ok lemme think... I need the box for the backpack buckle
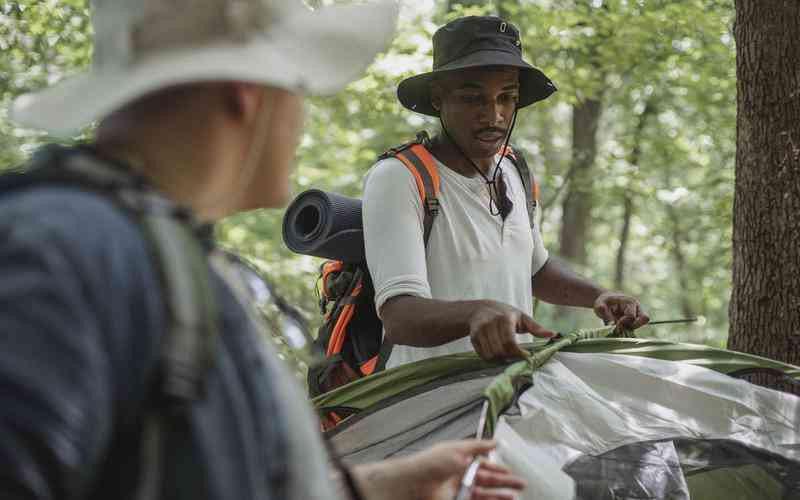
[425,197,440,216]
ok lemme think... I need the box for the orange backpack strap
[392,140,441,246]
[500,145,538,230]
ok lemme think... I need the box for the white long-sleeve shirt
[363,153,549,369]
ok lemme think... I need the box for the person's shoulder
[2,183,138,229]
[0,184,149,264]
[364,155,416,189]
[500,154,530,184]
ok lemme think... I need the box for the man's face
[261,88,305,207]
[433,67,520,159]
[245,87,305,210]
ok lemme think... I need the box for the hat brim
[11,2,398,136]
[397,49,556,117]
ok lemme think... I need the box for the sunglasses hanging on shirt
[489,170,514,219]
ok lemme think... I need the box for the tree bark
[728,0,800,393]
[559,98,602,267]
[614,195,633,291]
[665,204,695,319]
[614,101,654,290]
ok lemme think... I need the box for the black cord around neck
[438,109,519,185]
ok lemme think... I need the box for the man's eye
[459,95,481,103]
[500,94,520,104]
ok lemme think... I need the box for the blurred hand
[593,291,650,330]
[469,300,555,361]
[354,440,526,500]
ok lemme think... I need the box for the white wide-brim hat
[11,0,399,137]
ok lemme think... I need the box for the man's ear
[224,82,264,125]
[430,81,443,111]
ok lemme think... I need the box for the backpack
[308,132,540,418]
[0,145,218,500]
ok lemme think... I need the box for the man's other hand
[593,291,650,330]
[468,300,555,361]
[354,440,526,500]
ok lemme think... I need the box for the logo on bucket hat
[397,16,556,117]
[12,0,398,136]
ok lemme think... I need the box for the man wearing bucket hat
[364,16,649,368]
[0,2,525,499]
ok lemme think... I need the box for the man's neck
[428,134,494,178]
[95,123,236,222]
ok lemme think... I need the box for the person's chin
[471,145,500,160]
[239,184,291,211]
[263,189,292,210]
[473,137,503,156]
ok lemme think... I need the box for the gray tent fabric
[330,374,494,464]
[326,349,800,500]
[492,352,800,500]
[563,438,800,499]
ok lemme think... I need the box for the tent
[315,332,800,499]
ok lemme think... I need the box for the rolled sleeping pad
[282,189,365,263]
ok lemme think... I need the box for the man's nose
[480,99,504,126]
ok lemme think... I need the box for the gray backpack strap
[48,150,217,500]
[61,151,219,404]
[135,214,217,500]
[503,146,537,229]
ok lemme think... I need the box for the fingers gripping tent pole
[478,325,618,438]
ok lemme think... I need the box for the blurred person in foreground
[0,1,524,499]
[364,16,649,368]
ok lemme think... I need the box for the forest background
[1,0,739,375]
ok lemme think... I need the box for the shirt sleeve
[531,216,550,276]
[362,158,432,317]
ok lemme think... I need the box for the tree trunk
[614,195,633,291]
[559,98,602,267]
[614,101,654,290]
[728,0,800,393]
[665,204,695,319]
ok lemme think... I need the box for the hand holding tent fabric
[353,440,525,500]
[593,290,649,329]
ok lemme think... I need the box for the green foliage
[1,0,739,371]
[496,0,736,343]
[0,0,92,168]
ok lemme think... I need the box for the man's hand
[354,440,526,500]
[593,291,650,330]
[468,300,555,361]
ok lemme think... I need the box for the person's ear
[430,82,443,112]
[224,82,265,125]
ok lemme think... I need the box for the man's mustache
[475,127,507,136]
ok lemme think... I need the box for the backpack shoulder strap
[28,147,220,404]
[1,146,218,500]
[501,145,538,229]
[381,132,441,246]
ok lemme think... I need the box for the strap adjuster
[425,197,440,215]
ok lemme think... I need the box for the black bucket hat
[398,16,556,117]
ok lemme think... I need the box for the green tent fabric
[315,336,800,419]
[315,334,800,500]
